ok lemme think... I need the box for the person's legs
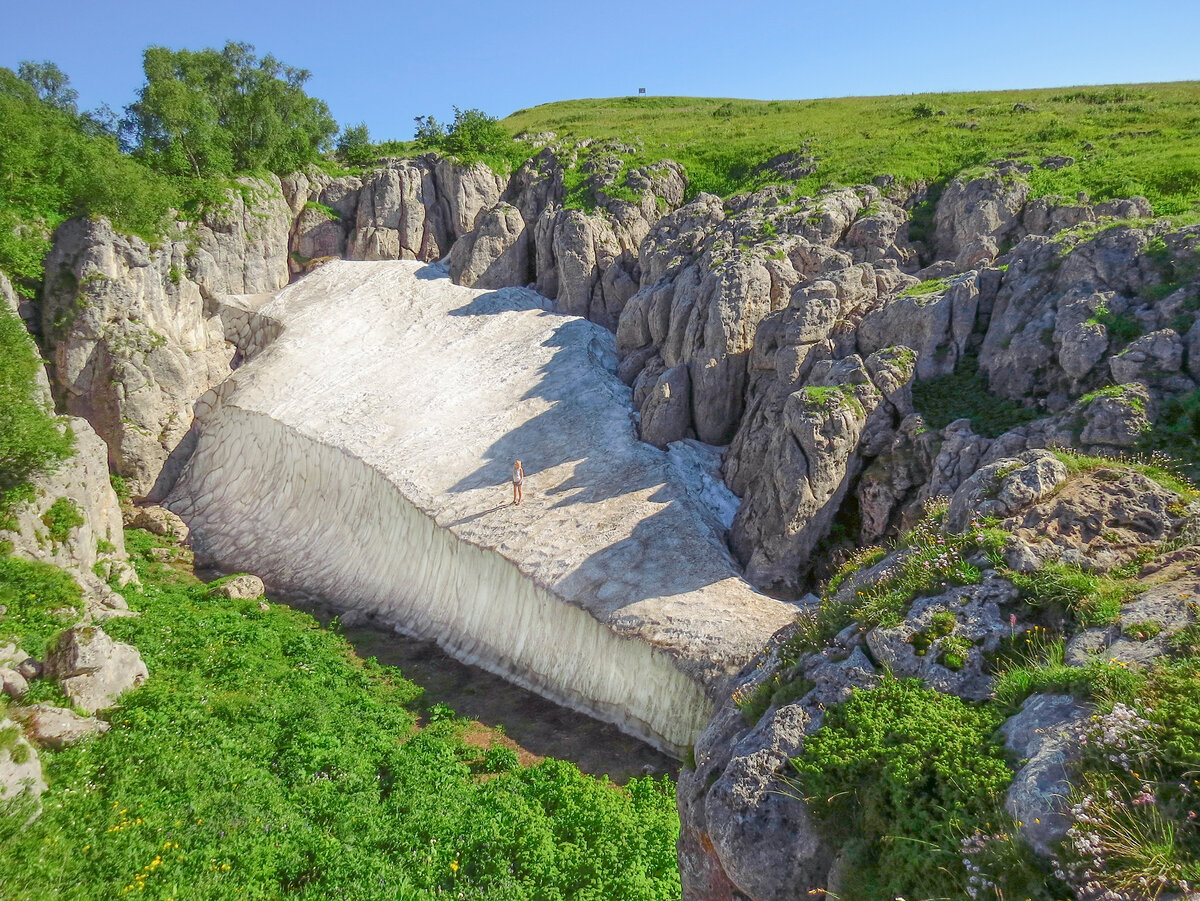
[513,482,519,505]
[516,482,522,505]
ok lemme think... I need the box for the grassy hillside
[503,83,1200,212]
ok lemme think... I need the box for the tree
[336,122,373,166]
[16,60,77,112]
[126,42,337,178]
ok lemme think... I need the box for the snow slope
[167,261,797,754]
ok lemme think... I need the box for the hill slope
[503,83,1200,212]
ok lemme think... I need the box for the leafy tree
[336,121,374,166]
[413,114,445,148]
[126,42,337,177]
[0,68,177,292]
[443,106,512,158]
[16,60,77,112]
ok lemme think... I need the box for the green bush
[790,677,1012,901]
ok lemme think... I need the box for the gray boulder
[449,202,530,288]
[44,625,148,713]
[0,718,45,811]
[934,174,1030,261]
[210,573,266,600]
[1000,694,1090,856]
[14,703,110,750]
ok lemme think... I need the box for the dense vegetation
[503,84,1200,211]
[0,303,72,512]
[0,531,681,900]
[0,43,336,295]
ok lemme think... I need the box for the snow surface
[168,261,797,754]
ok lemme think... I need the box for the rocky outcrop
[729,348,916,594]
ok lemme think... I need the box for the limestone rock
[210,574,266,600]
[14,703,110,750]
[0,667,29,699]
[44,624,148,713]
[1109,329,1184,384]
[41,218,235,495]
[999,468,1187,573]
[639,364,692,448]
[125,505,189,541]
[934,174,1030,261]
[448,202,530,288]
[858,271,979,378]
[0,718,45,809]
[1000,694,1090,856]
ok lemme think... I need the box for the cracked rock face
[166,260,797,755]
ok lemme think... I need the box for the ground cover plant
[0,533,681,901]
[503,84,1200,213]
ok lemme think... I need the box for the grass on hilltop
[502,83,1200,212]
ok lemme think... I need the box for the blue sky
[3,0,1197,141]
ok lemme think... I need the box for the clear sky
[2,0,1197,141]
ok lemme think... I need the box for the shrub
[41,496,83,542]
[790,677,1012,901]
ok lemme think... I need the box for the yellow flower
[450,860,459,874]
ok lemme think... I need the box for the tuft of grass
[898,276,952,297]
[41,496,83,543]
[1009,560,1135,626]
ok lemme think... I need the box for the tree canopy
[126,42,337,177]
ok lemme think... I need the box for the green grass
[503,83,1200,212]
[911,354,1040,438]
[0,549,83,653]
[0,532,681,901]
[898,276,952,298]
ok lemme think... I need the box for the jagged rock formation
[165,261,797,755]
[678,459,1200,900]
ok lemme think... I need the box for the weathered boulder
[0,718,45,810]
[998,468,1187,573]
[946,450,1069,532]
[209,573,266,600]
[125,504,190,542]
[857,271,980,378]
[1109,328,1185,384]
[1000,694,1090,856]
[865,575,1019,701]
[934,173,1030,261]
[14,703,110,750]
[44,624,148,713]
[449,202,531,288]
[639,364,693,448]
